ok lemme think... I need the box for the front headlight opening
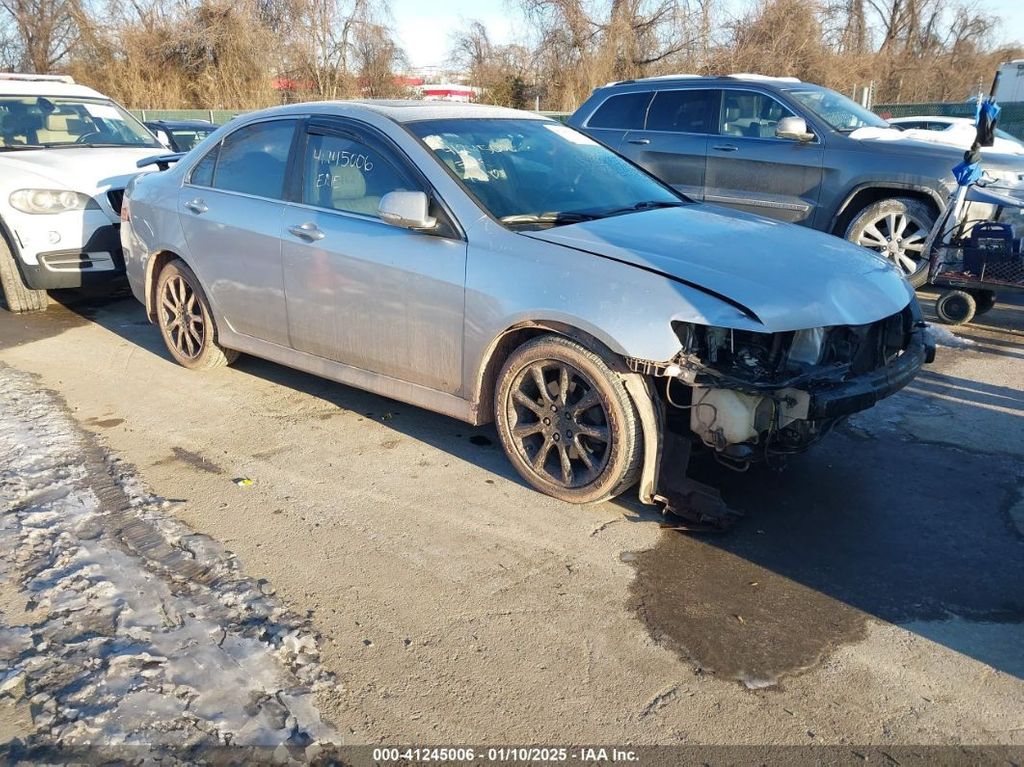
[788,327,825,365]
[9,189,97,214]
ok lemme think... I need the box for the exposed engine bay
[628,303,935,474]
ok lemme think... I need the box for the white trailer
[994,60,1024,103]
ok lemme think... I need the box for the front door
[704,88,825,226]
[281,120,467,394]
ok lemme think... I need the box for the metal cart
[925,181,1024,325]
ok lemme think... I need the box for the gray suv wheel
[845,197,934,288]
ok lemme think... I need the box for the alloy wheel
[160,275,205,359]
[506,360,611,488]
[854,209,929,276]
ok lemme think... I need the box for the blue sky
[390,0,1024,70]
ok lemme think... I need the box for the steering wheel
[75,132,104,144]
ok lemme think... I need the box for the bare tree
[0,0,76,72]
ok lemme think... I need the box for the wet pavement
[629,429,1023,686]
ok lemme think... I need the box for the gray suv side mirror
[776,116,815,143]
[378,191,437,230]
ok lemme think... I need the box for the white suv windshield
[786,89,889,132]
[0,96,160,150]
[409,118,683,229]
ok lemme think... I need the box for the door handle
[627,138,651,145]
[712,144,739,152]
[287,222,325,242]
[184,198,208,214]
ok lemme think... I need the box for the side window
[302,132,419,218]
[189,147,217,187]
[587,92,652,130]
[719,90,796,139]
[645,90,714,133]
[211,120,296,199]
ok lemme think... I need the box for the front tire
[494,335,642,504]
[155,259,238,369]
[845,197,934,288]
[0,236,47,313]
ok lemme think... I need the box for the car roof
[599,73,806,89]
[0,75,110,100]
[260,99,548,124]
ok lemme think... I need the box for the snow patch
[0,364,338,757]
[926,323,976,349]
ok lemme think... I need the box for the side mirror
[378,191,436,230]
[776,116,815,143]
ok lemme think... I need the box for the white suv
[0,73,164,312]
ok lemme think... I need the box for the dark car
[567,74,1024,287]
[144,119,217,153]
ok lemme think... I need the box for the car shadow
[56,292,1024,686]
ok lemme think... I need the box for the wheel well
[832,188,941,237]
[145,251,179,321]
[473,322,626,425]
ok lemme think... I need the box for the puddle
[0,301,90,349]
[626,531,869,688]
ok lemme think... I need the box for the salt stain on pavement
[0,364,338,758]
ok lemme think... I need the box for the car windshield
[0,95,161,150]
[408,118,684,229]
[786,88,889,132]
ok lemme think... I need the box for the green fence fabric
[873,101,1024,140]
[130,109,243,125]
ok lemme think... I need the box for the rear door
[281,118,467,393]
[704,88,825,226]
[617,88,716,200]
[177,118,298,346]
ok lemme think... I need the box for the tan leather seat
[329,165,380,216]
[35,113,72,143]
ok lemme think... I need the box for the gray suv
[568,75,1024,287]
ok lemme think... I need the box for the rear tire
[935,289,976,325]
[0,235,47,313]
[494,335,642,505]
[155,259,238,370]
[970,290,996,316]
[845,197,934,289]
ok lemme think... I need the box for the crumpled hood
[0,146,162,193]
[526,204,915,333]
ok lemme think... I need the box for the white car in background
[888,115,1024,155]
[0,73,164,312]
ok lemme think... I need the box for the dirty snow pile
[926,323,976,349]
[0,364,338,760]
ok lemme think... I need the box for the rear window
[586,92,652,130]
[646,90,714,134]
[210,119,295,199]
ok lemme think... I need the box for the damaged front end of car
[623,303,936,530]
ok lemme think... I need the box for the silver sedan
[122,101,933,528]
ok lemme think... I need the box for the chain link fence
[873,102,1024,141]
